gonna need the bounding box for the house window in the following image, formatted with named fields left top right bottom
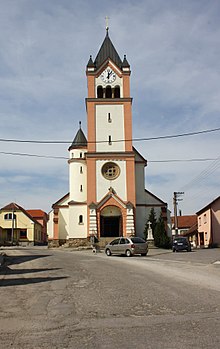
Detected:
left=108, top=113, right=112, bottom=123
left=108, top=135, right=112, bottom=145
left=199, top=217, right=201, bottom=226
left=80, top=152, right=83, bottom=158
left=204, top=214, right=207, bottom=224
left=4, top=213, right=16, bottom=220
left=79, top=215, right=83, bottom=224
left=80, top=185, right=83, bottom=192
left=20, top=230, right=27, bottom=239
left=80, top=166, right=83, bottom=174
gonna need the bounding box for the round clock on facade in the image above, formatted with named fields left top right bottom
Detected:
left=101, top=68, right=116, bottom=83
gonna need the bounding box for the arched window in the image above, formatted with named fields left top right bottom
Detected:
left=79, top=215, right=83, bottom=224
left=105, top=86, right=112, bottom=98
left=114, top=86, right=120, bottom=98
left=97, top=86, right=103, bottom=98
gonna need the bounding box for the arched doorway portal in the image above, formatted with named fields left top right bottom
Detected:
left=100, top=206, right=122, bottom=237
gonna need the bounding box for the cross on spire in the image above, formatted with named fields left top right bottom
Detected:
left=105, top=16, right=109, bottom=32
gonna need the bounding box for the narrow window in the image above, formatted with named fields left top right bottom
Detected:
left=108, top=113, right=112, bottom=123
left=108, top=135, right=112, bottom=145
left=80, top=185, right=83, bottom=192
left=80, top=166, right=83, bottom=174
left=80, top=152, right=83, bottom=158
left=97, top=86, right=103, bottom=98
left=106, top=86, right=112, bottom=98
left=114, top=86, right=120, bottom=98
left=204, top=214, right=207, bottom=224
left=79, top=215, right=83, bottom=224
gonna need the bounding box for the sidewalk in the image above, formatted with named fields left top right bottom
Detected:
left=147, top=248, right=172, bottom=257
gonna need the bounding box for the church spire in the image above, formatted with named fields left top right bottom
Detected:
left=68, top=122, right=87, bottom=151
left=94, top=29, right=123, bottom=69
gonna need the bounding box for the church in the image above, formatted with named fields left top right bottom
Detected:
left=47, top=28, right=169, bottom=247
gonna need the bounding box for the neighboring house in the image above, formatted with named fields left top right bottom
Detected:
left=27, top=209, right=48, bottom=244
left=47, top=29, right=170, bottom=247
left=171, top=215, right=197, bottom=236
left=196, top=196, right=220, bottom=248
left=184, top=222, right=198, bottom=248
left=0, top=203, right=44, bottom=246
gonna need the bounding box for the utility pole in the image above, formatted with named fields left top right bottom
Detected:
left=173, top=192, right=184, bottom=236
left=11, top=207, right=14, bottom=244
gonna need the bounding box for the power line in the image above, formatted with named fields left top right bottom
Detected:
left=0, top=151, right=67, bottom=159
left=0, top=151, right=218, bottom=163
left=149, top=158, right=217, bottom=163
left=0, top=126, right=219, bottom=144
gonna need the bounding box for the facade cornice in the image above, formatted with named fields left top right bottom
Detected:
left=86, top=151, right=135, bottom=159
left=68, top=201, right=87, bottom=205
left=86, top=98, right=132, bottom=103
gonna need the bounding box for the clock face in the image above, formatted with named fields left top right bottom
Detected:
left=101, top=68, right=116, bottom=83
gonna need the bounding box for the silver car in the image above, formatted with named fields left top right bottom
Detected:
left=105, top=237, right=148, bottom=257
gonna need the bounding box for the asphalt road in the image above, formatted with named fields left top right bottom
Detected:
left=0, top=247, right=220, bottom=349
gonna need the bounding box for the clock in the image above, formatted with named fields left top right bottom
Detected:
left=101, top=68, right=116, bottom=83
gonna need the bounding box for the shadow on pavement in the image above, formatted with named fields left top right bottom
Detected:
left=0, top=267, right=61, bottom=275
left=0, top=275, right=69, bottom=287
left=4, top=254, right=52, bottom=267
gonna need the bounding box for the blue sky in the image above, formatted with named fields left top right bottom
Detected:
left=0, top=0, right=220, bottom=215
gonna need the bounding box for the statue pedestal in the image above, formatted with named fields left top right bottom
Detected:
left=147, top=239, right=155, bottom=248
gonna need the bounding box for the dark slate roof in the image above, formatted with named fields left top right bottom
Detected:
left=122, top=55, right=130, bottom=68
left=94, top=30, right=123, bottom=69
left=87, top=55, right=95, bottom=68
left=68, top=125, right=87, bottom=150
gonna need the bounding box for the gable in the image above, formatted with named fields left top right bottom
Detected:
left=145, top=190, right=166, bottom=206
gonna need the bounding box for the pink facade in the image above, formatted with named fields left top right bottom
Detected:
left=197, top=196, right=220, bottom=247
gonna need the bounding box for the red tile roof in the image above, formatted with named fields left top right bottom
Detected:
left=171, top=215, right=197, bottom=229
left=26, top=210, right=47, bottom=218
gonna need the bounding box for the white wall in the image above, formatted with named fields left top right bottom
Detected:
left=47, top=210, right=54, bottom=239
left=68, top=205, right=87, bottom=238
left=96, top=104, right=125, bottom=152
left=58, top=207, right=69, bottom=240
left=69, top=160, right=87, bottom=202
left=96, top=160, right=127, bottom=202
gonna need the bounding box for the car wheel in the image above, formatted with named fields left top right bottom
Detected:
left=141, top=253, right=147, bottom=256
left=105, top=249, right=111, bottom=256
left=125, top=249, right=132, bottom=257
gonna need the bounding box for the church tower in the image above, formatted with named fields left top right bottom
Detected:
left=48, top=27, right=169, bottom=246
left=85, top=28, right=136, bottom=238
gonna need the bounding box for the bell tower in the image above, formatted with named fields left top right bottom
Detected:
left=85, top=29, right=136, bottom=238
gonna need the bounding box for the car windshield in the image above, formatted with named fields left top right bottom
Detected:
left=174, top=238, right=187, bottom=243
left=131, top=237, right=145, bottom=244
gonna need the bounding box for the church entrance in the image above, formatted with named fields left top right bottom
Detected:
left=100, top=206, right=122, bottom=237
left=101, top=216, right=120, bottom=237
